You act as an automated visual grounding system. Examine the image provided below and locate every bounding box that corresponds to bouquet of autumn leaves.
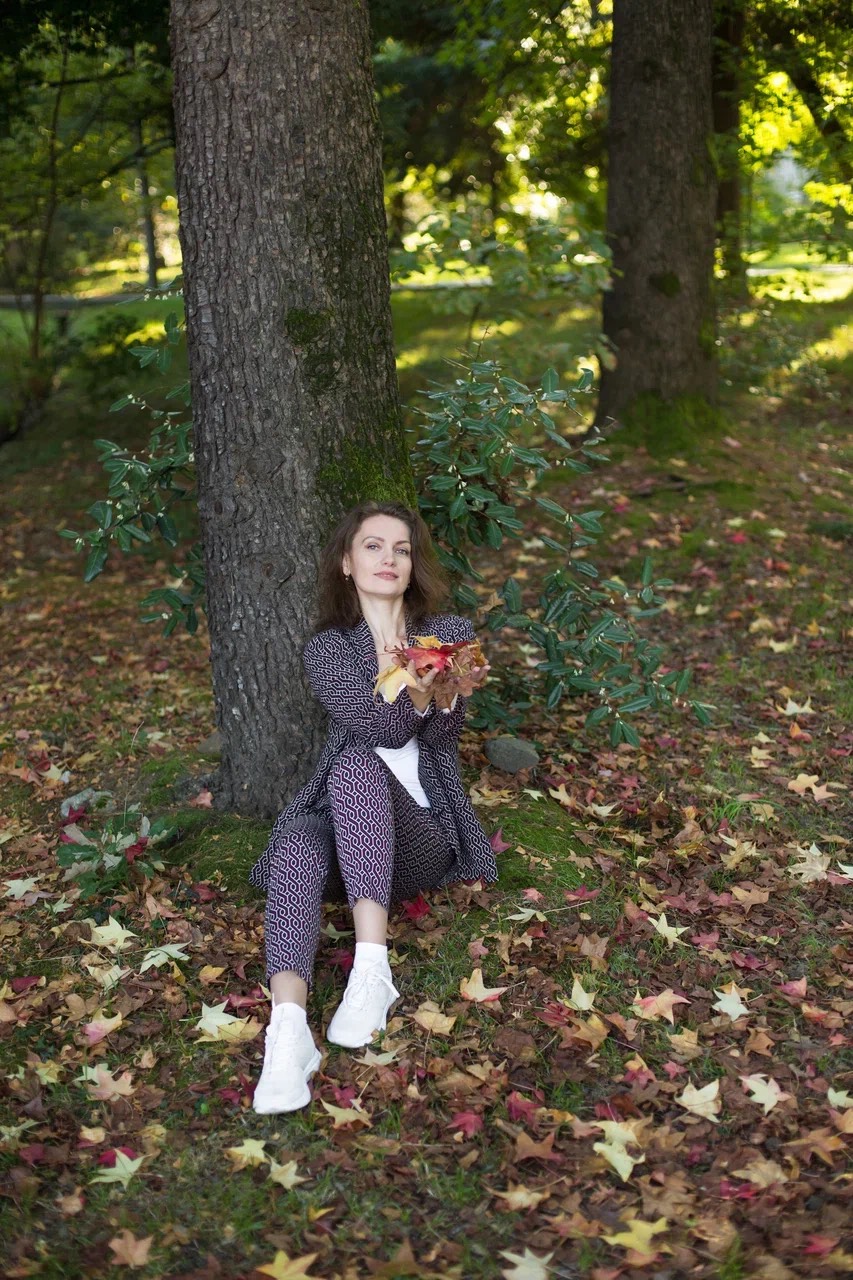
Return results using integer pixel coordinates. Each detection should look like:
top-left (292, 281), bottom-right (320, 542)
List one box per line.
top-left (372, 632), bottom-right (491, 711)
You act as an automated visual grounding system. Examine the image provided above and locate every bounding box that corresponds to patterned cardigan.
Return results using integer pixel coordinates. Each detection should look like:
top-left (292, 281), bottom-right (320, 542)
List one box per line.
top-left (248, 611), bottom-right (498, 892)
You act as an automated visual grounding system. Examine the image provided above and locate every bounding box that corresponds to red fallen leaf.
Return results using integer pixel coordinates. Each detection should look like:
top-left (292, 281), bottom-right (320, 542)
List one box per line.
top-left (522, 888), bottom-right (545, 902)
top-left (332, 1084), bottom-right (357, 1107)
top-left (728, 531), bottom-right (748, 544)
top-left (151, 658), bottom-right (170, 672)
top-left (779, 977), bottom-right (807, 999)
top-left (60, 804), bottom-right (88, 825)
top-left (124, 837), bottom-right (148, 864)
top-left (691, 930), bottom-right (720, 949)
top-left (662, 1061), bottom-right (687, 1079)
top-left (491, 827), bottom-right (512, 854)
top-left (507, 1091), bottom-right (542, 1124)
top-left (189, 789), bottom-right (214, 808)
top-left (468, 937), bottom-right (489, 960)
top-left (11, 977), bottom-right (41, 994)
top-left (18, 1144), bottom-right (47, 1165)
top-left (719, 1179), bottom-right (761, 1201)
top-left (400, 894), bottom-right (431, 920)
top-left (448, 1111), bottom-right (484, 1139)
top-left (97, 1146), bottom-right (138, 1167)
top-left (803, 1236), bottom-right (840, 1257)
top-left (564, 886), bottom-right (601, 904)
top-left (226, 989), bottom-right (268, 1011)
top-left (537, 1002), bottom-right (574, 1028)
top-left (192, 881), bottom-right (219, 901)
top-left (730, 952), bottom-right (768, 971)
top-left (325, 948), bottom-right (354, 975)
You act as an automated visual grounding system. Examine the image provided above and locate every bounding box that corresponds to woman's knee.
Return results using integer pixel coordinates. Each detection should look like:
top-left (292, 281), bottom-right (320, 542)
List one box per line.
top-left (327, 742), bottom-right (385, 790)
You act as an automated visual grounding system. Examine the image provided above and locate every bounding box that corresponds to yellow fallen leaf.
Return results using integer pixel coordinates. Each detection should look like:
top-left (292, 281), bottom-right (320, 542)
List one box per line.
top-left (566, 975), bottom-right (596, 1011)
top-left (712, 982), bottom-right (750, 1022)
top-left (490, 1182), bottom-right (552, 1210)
top-left (320, 1099), bottom-right (371, 1129)
top-left (224, 1138), bottom-right (268, 1170)
top-left (499, 1247), bottom-right (554, 1280)
top-left (633, 989), bottom-right (690, 1024)
top-left (676, 1079), bottom-right (721, 1123)
top-left (731, 1156), bottom-right (789, 1187)
top-left (255, 1252), bottom-right (319, 1280)
top-left (592, 1116), bottom-right (650, 1181)
top-left (411, 1000), bottom-right (456, 1036)
top-left (267, 1158), bottom-right (307, 1189)
top-left (459, 968), bottom-right (508, 1002)
top-left (603, 1216), bottom-right (668, 1259)
top-left (198, 965), bottom-right (226, 984)
top-left (87, 915), bottom-right (138, 953)
top-left (740, 1074), bottom-right (791, 1114)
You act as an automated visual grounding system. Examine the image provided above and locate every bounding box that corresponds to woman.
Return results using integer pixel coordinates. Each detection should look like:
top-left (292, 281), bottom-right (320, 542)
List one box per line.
top-left (249, 499), bottom-right (498, 1114)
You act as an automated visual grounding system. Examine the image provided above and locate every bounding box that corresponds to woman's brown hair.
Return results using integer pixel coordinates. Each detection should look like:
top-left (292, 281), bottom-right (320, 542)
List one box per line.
top-left (312, 501), bottom-right (451, 634)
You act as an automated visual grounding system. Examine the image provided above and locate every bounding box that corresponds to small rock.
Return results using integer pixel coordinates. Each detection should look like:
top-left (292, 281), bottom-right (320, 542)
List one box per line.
top-left (60, 789), bottom-right (115, 818)
top-left (484, 735), bottom-right (540, 774)
top-left (196, 730), bottom-right (222, 758)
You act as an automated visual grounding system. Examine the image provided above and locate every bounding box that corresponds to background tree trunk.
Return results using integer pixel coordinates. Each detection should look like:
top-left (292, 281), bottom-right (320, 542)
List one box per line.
top-left (596, 0), bottom-right (718, 434)
top-left (170, 0), bottom-right (413, 817)
top-left (713, 0), bottom-right (748, 294)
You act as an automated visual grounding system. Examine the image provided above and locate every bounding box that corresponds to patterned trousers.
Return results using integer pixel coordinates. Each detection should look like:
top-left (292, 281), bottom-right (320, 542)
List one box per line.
top-left (263, 742), bottom-right (457, 984)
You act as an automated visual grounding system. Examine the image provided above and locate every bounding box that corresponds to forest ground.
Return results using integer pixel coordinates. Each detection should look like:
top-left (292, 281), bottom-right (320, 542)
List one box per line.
top-left (0, 277), bottom-right (851, 1279)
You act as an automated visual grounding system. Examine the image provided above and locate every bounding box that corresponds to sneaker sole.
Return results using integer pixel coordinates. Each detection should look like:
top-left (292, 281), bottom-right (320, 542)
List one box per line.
top-left (326, 996), bottom-right (400, 1049)
top-left (252, 1047), bottom-right (322, 1114)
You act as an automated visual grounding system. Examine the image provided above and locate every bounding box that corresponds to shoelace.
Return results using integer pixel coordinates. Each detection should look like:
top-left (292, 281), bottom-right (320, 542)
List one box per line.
top-left (343, 966), bottom-right (395, 1012)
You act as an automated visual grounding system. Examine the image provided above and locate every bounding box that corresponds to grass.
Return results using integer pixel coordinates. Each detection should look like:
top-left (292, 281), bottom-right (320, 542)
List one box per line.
top-left (1, 276), bottom-right (852, 1278)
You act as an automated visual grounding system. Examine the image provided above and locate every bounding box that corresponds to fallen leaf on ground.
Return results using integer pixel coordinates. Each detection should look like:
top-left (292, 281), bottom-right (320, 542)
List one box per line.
top-left (108, 1229), bottom-right (153, 1268)
top-left (499, 1247), bottom-right (554, 1280)
top-left (459, 968), bottom-right (508, 1002)
top-left (677, 1079), bottom-right (721, 1122)
top-left (633, 989), bottom-right (691, 1024)
top-left (225, 1139), bottom-right (268, 1170)
top-left (603, 1216), bottom-right (669, 1260)
top-left (411, 1001), bottom-right (456, 1036)
top-left (255, 1252), bottom-right (319, 1280)
top-left (740, 1074), bottom-right (792, 1114)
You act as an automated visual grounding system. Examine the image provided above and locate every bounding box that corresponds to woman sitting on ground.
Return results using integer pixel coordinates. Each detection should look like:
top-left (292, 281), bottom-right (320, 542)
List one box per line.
top-left (249, 499), bottom-right (498, 1113)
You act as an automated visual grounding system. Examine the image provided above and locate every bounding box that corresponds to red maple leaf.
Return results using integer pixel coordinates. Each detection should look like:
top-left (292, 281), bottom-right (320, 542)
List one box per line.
top-left (448, 1111), bottom-right (484, 1139)
top-left (400, 894), bottom-right (431, 920)
top-left (491, 827), bottom-right (512, 854)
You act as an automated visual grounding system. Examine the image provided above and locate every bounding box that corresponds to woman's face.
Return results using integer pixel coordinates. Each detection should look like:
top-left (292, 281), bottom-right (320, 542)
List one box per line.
top-left (342, 514), bottom-right (414, 605)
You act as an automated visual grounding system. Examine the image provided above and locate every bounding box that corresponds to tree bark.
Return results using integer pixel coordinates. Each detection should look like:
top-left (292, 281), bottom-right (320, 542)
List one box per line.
top-left (596, 0), bottom-right (718, 429)
top-left (170, 0), bottom-right (412, 817)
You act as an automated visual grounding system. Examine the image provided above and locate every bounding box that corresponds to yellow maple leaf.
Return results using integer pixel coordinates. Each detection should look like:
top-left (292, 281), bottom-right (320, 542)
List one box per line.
top-left (490, 1182), bottom-right (551, 1210)
top-left (676, 1079), bottom-right (721, 1123)
top-left (459, 968), bottom-right (508, 1002)
top-left (603, 1217), bottom-right (668, 1259)
top-left (632, 989), bottom-right (690, 1025)
top-left (267, 1158), bottom-right (307, 1189)
top-left (712, 982), bottom-right (750, 1021)
top-left (224, 1138), bottom-right (268, 1170)
top-left (320, 1099), bottom-right (371, 1129)
top-left (740, 1074), bottom-right (791, 1114)
top-left (566, 975), bottom-right (596, 1011)
top-left (651, 913), bottom-right (689, 948)
top-left (85, 1065), bottom-right (135, 1102)
top-left (87, 915), bottom-right (138, 953)
top-left (255, 1251), bottom-right (319, 1280)
top-left (499, 1247), bottom-right (554, 1280)
top-left (411, 1000), bottom-right (456, 1036)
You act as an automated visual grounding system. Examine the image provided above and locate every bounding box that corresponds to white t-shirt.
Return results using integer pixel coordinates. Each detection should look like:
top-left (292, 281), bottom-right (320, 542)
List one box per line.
top-left (373, 693), bottom-right (458, 808)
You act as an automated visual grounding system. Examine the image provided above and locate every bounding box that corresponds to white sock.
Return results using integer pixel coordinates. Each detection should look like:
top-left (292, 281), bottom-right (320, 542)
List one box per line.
top-left (270, 1000), bottom-right (307, 1023)
top-left (353, 942), bottom-right (390, 973)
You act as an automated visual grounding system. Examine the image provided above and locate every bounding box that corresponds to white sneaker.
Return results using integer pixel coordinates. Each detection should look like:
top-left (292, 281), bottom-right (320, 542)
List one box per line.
top-left (252, 1008), bottom-right (322, 1114)
top-left (326, 965), bottom-right (400, 1048)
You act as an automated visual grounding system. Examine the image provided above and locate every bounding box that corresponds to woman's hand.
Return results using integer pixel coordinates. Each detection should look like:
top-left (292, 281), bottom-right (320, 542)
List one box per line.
top-left (407, 661), bottom-right (439, 711)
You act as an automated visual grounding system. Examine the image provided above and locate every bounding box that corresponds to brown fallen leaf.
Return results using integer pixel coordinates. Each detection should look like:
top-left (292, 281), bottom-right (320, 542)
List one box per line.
top-left (108, 1229), bottom-right (154, 1268)
top-left (513, 1130), bottom-right (562, 1164)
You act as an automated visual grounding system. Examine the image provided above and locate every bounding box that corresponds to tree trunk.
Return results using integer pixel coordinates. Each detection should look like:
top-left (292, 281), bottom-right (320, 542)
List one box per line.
top-left (713, 0), bottom-right (748, 293)
top-left (131, 118), bottom-right (160, 291)
top-left (170, 0), bottom-right (412, 817)
top-left (596, 0), bottom-right (718, 435)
